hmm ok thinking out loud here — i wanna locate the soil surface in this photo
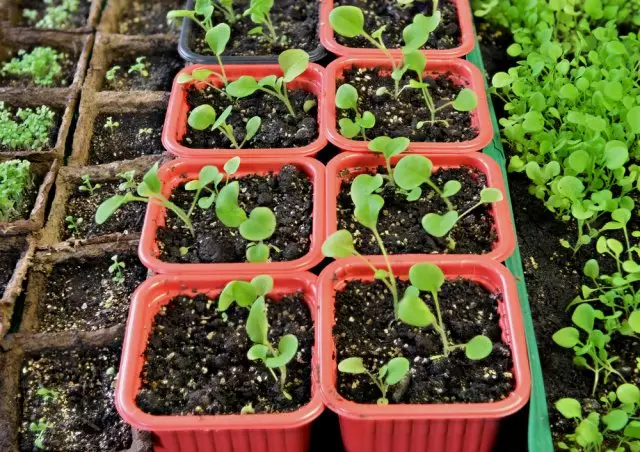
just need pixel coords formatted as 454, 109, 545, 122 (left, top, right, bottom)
19, 0, 91, 29
0, 46, 76, 88
137, 292, 313, 415
190, 0, 319, 56
0, 248, 20, 295
338, 166, 496, 255
0, 104, 61, 154
182, 85, 318, 149
63, 176, 146, 241
19, 342, 132, 451
35, 252, 147, 333
334, 0, 460, 50
334, 277, 514, 403
89, 111, 165, 164
102, 52, 183, 92
157, 164, 313, 263
338, 67, 477, 142
117, 0, 181, 35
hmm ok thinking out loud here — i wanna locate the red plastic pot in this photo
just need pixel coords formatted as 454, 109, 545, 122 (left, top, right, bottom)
319, 0, 475, 58
116, 272, 324, 452
162, 64, 327, 159
138, 157, 326, 274
326, 152, 516, 261
324, 57, 493, 153
317, 256, 531, 452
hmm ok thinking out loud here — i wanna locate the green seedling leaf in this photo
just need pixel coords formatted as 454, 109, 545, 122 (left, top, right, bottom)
205, 23, 230, 56
338, 357, 367, 374
265, 334, 298, 368
247, 243, 270, 262
216, 181, 248, 227
451, 88, 478, 111
339, 118, 361, 138
192, 68, 214, 82
358, 111, 375, 128
572, 304, 596, 332
247, 344, 269, 361
240, 207, 276, 241
227, 76, 260, 98
354, 194, 384, 230
246, 297, 268, 345
218, 280, 257, 311
422, 211, 459, 237
329, 6, 365, 38
244, 116, 261, 142
616, 383, 640, 404
351, 174, 384, 206
177, 73, 193, 84
403, 50, 426, 74
628, 106, 640, 134
480, 187, 503, 203
212, 105, 233, 130
95, 195, 128, 224
199, 165, 222, 186
629, 310, 640, 333
604, 141, 628, 170
336, 84, 358, 110
409, 262, 445, 293
398, 286, 435, 327
611, 208, 631, 225
465, 335, 493, 360
322, 230, 356, 258
624, 421, 640, 439
279, 49, 309, 83
394, 155, 431, 190
224, 156, 241, 175
556, 398, 582, 419
251, 275, 273, 297
602, 410, 628, 431
368, 136, 410, 159
402, 15, 432, 52
406, 187, 421, 201
442, 180, 461, 198
259, 75, 277, 88
553, 327, 580, 348
584, 259, 599, 279
384, 357, 410, 385
188, 104, 216, 130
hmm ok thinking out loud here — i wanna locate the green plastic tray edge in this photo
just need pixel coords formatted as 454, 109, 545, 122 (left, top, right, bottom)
465, 31, 555, 452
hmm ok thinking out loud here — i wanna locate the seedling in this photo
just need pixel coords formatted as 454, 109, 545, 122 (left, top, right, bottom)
241, 403, 255, 414
29, 418, 50, 449
217, 274, 274, 311
23, 0, 79, 29
78, 174, 101, 196
335, 83, 375, 139
109, 255, 126, 286
226, 49, 310, 118
105, 65, 121, 81
128, 57, 149, 77
117, 170, 136, 192
65, 215, 83, 232
338, 357, 410, 404
0, 102, 56, 152
0, 159, 33, 223
36, 387, 59, 402
244, 0, 278, 43
0, 47, 65, 87
167, 0, 236, 28
138, 128, 153, 136
104, 117, 120, 131
188, 105, 261, 149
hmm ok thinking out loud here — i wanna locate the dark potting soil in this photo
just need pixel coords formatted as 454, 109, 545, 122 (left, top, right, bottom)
339, 68, 477, 142
89, 111, 165, 164
0, 104, 61, 154
475, 21, 516, 79
0, 248, 20, 295
338, 166, 496, 255
19, 342, 132, 451
63, 177, 146, 241
334, 0, 460, 50
0, 47, 76, 89
35, 253, 147, 333
157, 164, 313, 263
510, 172, 640, 444
334, 278, 514, 403
117, 0, 181, 35
19, 0, 91, 29
102, 52, 183, 92
182, 85, 318, 149
137, 292, 313, 415
190, 0, 319, 56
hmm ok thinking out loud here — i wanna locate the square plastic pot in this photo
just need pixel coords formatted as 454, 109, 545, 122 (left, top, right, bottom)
139, 157, 326, 274
326, 152, 516, 261
116, 272, 324, 452
317, 256, 531, 452
0, 89, 77, 161
0, 235, 35, 338
0, 0, 102, 33
324, 57, 493, 153
163, 63, 327, 159
0, 156, 58, 236
178, 0, 326, 64
319, 0, 475, 59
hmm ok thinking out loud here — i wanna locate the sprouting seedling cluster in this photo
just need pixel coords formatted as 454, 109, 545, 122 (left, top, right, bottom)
29, 418, 50, 449
217, 275, 299, 400
109, 255, 126, 286
106, 57, 150, 82
23, 0, 79, 29
0, 102, 56, 152
0, 47, 65, 87
0, 159, 33, 223
335, 84, 375, 140
188, 104, 261, 149
338, 357, 410, 405
79, 174, 101, 196
244, 0, 278, 43
104, 116, 120, 131
95, 158, 279, 263
65, 215, 83, 232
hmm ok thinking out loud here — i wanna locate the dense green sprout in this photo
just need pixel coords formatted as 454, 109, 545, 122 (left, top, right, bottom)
0, 47, 66, 87
0, 159, 33, 222
0, 102, 56, 152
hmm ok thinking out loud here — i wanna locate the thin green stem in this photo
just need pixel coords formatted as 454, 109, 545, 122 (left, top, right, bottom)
215, 55, 228, 86
458, 201, 483, 222
385, 157, 395, 186
353, 250, 396, 296
361, 31, 400, 97
372, 229, 399, 318
263, 14, 278, 41
365, 370, 386, 396
425, 178, 454, 211
432, 292, 450, 356
281, 83, 297, 118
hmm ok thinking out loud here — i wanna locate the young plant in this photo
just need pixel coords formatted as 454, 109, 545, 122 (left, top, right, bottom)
23, 0, 79, 29
0, 47, 65, 87
398, 262, 493, 360
226, 49, 309, 118
78, 174, 101, 196
338, 357, 410, 404
117, 170, 137, 192
105, 65, 120, 81
335, 83, 375, 140
128, 57, 149, 77
244, 0, 278, 42
36, 387, 59, 402
0, 159, 33, 223
104, 116, 120, 131
64, 215, 83, 232
0, 102, 56, 152
188, 105, 261, 149
108, 255, 126, 286
167, 0, 236, 30
29, 418, 50, 449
